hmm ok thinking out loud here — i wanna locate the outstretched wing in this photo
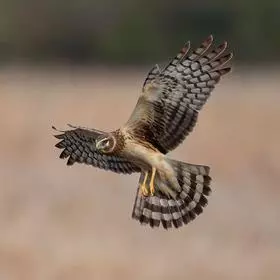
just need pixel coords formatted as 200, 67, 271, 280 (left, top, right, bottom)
53, 125, 140, 174
124, 35, 232, 154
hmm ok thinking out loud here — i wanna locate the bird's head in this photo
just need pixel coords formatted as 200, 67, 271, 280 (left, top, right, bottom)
95, 134, 116, 153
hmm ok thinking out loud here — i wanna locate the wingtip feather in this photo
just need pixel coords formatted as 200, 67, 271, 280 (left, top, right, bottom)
66, 155, 77, 165
220, 52, 233, 64
54, 133, 65, 139
55, 141, 65, 148
205, 34, 214, 45
59, 150, 69, 159
217, 41, 228, 53
181, 41, 190, 53
218, 67, 232, 75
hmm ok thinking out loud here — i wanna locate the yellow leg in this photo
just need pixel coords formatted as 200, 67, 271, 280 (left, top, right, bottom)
149, 167, 156, 196
140, 171, 149, 196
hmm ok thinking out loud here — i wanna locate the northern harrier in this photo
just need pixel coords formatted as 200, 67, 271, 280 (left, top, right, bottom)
53, 35, 232, 229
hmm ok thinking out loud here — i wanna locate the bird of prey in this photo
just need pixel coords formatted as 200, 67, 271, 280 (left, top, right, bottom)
53, 35, 232, 229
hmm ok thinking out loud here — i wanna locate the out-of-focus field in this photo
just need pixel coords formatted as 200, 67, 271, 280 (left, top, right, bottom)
0, 66, 279, 280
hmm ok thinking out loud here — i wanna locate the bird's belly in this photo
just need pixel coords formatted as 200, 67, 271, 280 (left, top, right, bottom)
122, 141, 170, 172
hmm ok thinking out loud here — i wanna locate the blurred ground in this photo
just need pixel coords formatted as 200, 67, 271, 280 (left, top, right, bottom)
0, 66, 279, 280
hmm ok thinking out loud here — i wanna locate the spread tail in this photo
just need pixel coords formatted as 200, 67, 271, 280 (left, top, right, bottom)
132, 159, 211, 229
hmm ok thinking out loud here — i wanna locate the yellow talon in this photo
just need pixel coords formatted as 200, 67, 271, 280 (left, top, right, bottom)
140, 171, 149, 196
149, 167, 156, 196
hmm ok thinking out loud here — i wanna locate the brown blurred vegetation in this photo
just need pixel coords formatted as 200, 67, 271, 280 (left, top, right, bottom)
0, 66, 280, 279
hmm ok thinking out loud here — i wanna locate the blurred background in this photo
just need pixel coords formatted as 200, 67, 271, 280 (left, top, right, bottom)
0, 1, 280, 279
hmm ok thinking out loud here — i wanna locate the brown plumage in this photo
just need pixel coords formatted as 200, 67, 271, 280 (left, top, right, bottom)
53, 35, 233, 229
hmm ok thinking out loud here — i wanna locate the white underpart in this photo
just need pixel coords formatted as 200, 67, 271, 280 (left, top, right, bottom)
123, 140, 174, 177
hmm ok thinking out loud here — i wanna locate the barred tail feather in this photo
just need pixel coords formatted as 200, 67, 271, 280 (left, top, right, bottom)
132, 160, 211, 229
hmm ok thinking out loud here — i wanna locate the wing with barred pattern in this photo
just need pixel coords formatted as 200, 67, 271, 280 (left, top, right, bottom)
53, 125, 140, 174
125, 35, 232, 154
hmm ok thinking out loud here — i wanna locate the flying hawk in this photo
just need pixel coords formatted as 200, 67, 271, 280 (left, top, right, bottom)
53, 35, 232, 229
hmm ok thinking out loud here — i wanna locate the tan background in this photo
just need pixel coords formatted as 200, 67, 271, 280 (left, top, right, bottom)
0, 66, 279, 280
